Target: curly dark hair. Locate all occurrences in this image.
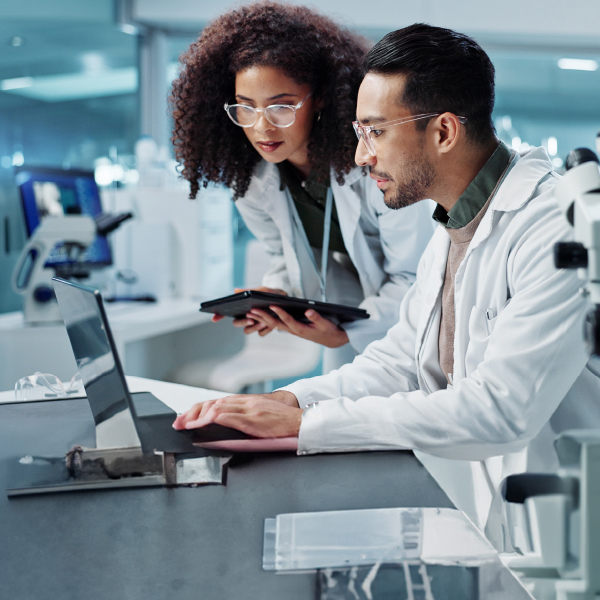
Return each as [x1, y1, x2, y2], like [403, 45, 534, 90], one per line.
[170, 1, 369, 199]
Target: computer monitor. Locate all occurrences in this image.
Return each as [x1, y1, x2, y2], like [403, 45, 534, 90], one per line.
[15, 165, 112, 271]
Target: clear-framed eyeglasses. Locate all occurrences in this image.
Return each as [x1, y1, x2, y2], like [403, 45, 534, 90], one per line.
[14, 371, 84, 402]
[352, 113, 467, 156]
[224, 93, 311, 128]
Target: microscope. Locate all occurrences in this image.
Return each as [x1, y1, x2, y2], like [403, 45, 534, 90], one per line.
[12, 211, 131, 324]
[503, 147, 600, 600]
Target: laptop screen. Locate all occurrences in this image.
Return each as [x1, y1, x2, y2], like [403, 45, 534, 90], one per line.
[53, 277, 252, 452]
[52, 277, 139, 446]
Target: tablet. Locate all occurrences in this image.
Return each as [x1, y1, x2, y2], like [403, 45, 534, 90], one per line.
[199, 290, 369, 324]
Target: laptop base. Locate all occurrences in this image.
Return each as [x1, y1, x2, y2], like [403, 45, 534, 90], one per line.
[6, 445, 231, 497]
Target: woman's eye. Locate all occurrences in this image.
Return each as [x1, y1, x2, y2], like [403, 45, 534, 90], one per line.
[371, 129, 383, 137]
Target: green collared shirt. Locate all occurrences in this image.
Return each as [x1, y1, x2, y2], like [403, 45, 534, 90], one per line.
[277, 162, 348, 254]
[433, 142, 512, 228]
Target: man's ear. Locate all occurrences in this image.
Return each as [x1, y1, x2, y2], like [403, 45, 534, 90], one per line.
[431, 112, 462, 154]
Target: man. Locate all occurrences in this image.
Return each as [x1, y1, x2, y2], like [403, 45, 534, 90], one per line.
[174, 24, 600, 545]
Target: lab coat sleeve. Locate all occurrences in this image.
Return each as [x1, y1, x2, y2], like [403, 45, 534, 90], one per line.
[283, 250, 425, 407]
[342, 185, 435, 353]
[288, 202, 591, 460]
[235, 185, 293, 294]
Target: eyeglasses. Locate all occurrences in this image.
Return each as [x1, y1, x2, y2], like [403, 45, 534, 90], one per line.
[352, 113, 467, 156]
[14, 371, 83, 402]
[224, 93, 311, 128]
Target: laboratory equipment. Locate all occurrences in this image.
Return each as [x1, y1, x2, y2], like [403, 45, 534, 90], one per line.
[554, 147, 600, 354]
[263, 507, 532, 599]
[12, 165, 132, 324]
[12, 211, 131, 324]
[16, 166, 113, 272]
[12, 215, 96, 324]
[503, 148, 600, 600]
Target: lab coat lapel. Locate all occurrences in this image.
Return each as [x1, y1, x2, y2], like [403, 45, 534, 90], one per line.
[262, 172, 304, 294]
[330, 170, 380, 296]
[415, 227, 448, 391]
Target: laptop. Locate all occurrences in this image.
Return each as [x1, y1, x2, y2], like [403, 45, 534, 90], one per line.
[52, 277, 250, 454]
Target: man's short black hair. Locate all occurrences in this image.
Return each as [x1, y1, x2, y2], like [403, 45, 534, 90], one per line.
[365, 23, 496, 145]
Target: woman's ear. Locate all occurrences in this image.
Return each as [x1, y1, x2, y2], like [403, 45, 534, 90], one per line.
[314, 96, 326, 112]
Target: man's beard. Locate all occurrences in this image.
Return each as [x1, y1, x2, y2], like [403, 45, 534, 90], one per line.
[380, 154, 435, 210]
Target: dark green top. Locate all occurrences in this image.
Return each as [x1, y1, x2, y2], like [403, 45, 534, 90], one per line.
[433, 142, 512, 228]
[277, 162, 348, 255]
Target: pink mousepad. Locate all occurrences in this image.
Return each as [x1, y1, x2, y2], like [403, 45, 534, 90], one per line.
[195, 436, 298, 453]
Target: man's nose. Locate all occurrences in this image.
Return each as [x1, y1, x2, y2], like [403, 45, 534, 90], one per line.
[355, 137, 375, 167]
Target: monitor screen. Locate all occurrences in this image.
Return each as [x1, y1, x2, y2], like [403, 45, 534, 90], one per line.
[15, 166, 112, 269]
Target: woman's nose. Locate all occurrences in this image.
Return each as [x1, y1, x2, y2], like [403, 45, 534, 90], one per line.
[253, 111, 276, 134]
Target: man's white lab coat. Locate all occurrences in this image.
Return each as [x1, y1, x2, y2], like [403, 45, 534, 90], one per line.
[236, 161, 434, 355]
[284, 147, 600, 539]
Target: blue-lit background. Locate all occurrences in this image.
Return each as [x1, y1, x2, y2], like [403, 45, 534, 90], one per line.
[1, 0, 599, 313]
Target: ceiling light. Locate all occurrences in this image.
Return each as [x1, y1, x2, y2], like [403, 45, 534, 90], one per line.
[81, 52, 107, 73]
[9, 35, 25, 47]
[557, 58, 598, 71]
[1, 77, 33, 91]
[0, 69, 136, 101]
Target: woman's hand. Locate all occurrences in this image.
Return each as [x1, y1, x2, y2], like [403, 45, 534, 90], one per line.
[247, 305, 349, 347]
[211, 287, 287, 337]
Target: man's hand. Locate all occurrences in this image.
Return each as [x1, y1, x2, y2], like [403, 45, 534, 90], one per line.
[172, 390, 301, 438]
[247, 305, 349, 348]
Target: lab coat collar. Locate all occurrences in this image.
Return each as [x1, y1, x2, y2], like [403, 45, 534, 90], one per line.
[488, 146, 554, 214]
[250, 161, 281, 210]
[337, 166, 365, 187]
[457, 147, 554, 258]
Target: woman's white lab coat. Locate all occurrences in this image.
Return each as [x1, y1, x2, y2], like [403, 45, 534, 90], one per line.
[236, 161, 434, 355]
[285, 147, 600, 541]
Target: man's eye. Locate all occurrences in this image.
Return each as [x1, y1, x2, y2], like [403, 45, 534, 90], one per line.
[371, 129, 384, 137]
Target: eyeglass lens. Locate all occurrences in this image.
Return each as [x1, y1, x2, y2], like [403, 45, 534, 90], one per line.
[353, 124, 374, 154]
[228, 105, 296, 127]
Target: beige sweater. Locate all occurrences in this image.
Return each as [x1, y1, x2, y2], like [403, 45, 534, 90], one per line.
[438, 196, 493, 382]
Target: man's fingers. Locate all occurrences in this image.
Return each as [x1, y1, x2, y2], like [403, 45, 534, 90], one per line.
[183, 398, 247, 429]
[173, 400, 212, 429]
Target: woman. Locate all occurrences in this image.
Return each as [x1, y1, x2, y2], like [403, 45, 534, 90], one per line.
[171, 2, 433, 370]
